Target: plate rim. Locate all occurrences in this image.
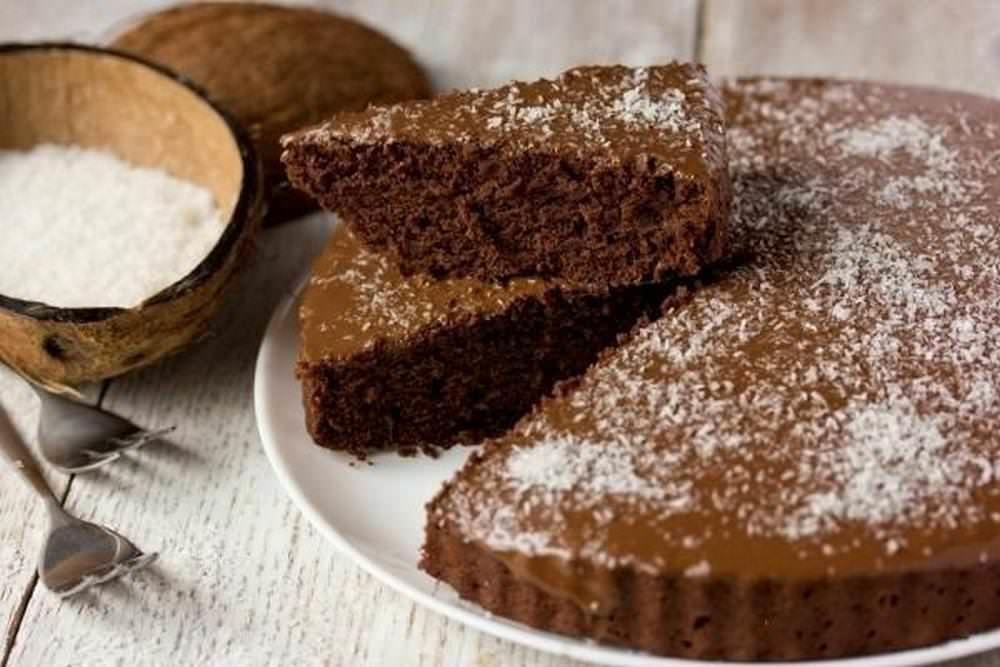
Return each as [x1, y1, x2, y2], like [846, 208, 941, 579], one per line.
[253, 283, 1000, 667]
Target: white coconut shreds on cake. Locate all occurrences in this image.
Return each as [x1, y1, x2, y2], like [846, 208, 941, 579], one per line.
[433, 79, 1000, 574]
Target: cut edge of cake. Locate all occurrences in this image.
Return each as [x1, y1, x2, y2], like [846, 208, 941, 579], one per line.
[282, 63, 731, 286]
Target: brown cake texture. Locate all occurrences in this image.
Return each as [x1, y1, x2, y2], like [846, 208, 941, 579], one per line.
[297, 224, 673, 459]
[422, 78, 1000, 660]
[282, 64, 730, 286]
[112, 2, 431, 223]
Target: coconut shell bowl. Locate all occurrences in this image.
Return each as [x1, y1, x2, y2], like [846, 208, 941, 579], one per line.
[0, 43, 263, 390]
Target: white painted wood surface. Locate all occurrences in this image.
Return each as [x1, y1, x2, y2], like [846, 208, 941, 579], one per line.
[701, 0, 1000, 98]
[0, 368, 60, 661]
[1, 1, 999, 666]
[0, 370, 97, 664]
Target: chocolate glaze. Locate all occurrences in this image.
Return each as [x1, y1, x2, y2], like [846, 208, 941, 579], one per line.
[293, 63, 724, 179]
[300, 223, 546, 364]
[423, 78, 1000, 659]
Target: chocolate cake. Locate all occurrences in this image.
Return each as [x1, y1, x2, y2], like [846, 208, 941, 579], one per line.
[298, 224, 671, 459]
[422, 78, 1000, 660]
[282, 64, 730, 286]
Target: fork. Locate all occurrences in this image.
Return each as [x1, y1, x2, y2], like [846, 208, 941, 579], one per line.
[0, 400, 157, 597]
[33, 386, 174, 474]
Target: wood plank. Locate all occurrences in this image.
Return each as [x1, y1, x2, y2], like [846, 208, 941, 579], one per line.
[0, 0, 154, 658]
[1, 1, 698, 665]
[317, 0, 699, 89]
[0, 368, 96, 663]
[4, 214, 328, 665]
[0, 367, 52, 662]
[0, 0, 699, 88]
[701, 0, 1000, 97]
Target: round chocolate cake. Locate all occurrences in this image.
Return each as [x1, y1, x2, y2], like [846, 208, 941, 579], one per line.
[422, 78, 1000, 660]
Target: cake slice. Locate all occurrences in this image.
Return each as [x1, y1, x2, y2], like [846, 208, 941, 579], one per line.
[297, 223, 673, 459]
[283, 64, 730, 286]
[422, 79, 1000, 660]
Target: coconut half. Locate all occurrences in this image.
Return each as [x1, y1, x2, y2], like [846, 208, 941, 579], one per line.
[110, 2, 432, 224]
[0, 43, 264, 389]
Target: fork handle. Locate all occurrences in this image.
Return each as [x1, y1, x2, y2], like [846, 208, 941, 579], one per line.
[0, 400, 55, 500]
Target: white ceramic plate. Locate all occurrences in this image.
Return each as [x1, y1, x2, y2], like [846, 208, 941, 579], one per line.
[254, 285, 1000, 667]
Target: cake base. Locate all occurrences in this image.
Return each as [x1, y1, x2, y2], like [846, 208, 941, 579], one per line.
[423, 521, 1000, 660]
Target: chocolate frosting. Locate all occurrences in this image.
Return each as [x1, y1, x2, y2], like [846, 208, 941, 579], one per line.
[288, 63, 726, 183]
[300, 223, 547, 362]
[430, 78, 1000, 613]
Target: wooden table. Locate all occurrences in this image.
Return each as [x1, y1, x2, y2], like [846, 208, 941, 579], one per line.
[2, 2, 999, 665]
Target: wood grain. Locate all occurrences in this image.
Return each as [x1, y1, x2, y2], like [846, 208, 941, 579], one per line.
[0, 367, 51, 663]
[0, 369, 96, 665]
[315, 0, 699, 90]
[701, 0, 1000, 98]
[0, 0, 699, 89]
[0, 0, 169, 43]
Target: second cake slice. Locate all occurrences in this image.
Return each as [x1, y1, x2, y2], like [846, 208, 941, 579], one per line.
[283, 64, 730, 286]
[298, 223, 675, 458]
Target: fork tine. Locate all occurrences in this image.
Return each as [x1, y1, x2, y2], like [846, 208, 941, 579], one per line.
[144, 426, 175, 441]
[107, 426, 175, 452]
[92, 563, 128, 585]
[122, 552, 158, 572]
[81, 448, 117, 459]
[52, 552, 157, 598]
[87, 552, 156, 585]
[50, 450, 121, 474]
[48, 424, 172, 473]
[54, 572, 103, 598]
[34, 387, 175, 473]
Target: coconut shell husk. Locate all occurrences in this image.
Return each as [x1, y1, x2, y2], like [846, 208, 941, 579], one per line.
[111, 2, 433, 225]
[0, 43, 264, 388]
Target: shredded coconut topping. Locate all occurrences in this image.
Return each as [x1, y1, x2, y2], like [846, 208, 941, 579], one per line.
[831, 115, 979, 209]
[296, 64, 727, 175]
[504, 436, 680, 505]
[302, 229, 544, 357]
[785, 398, 985, 540]
[487, 68, 700, 141]
[439, 79, 1000, 574]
